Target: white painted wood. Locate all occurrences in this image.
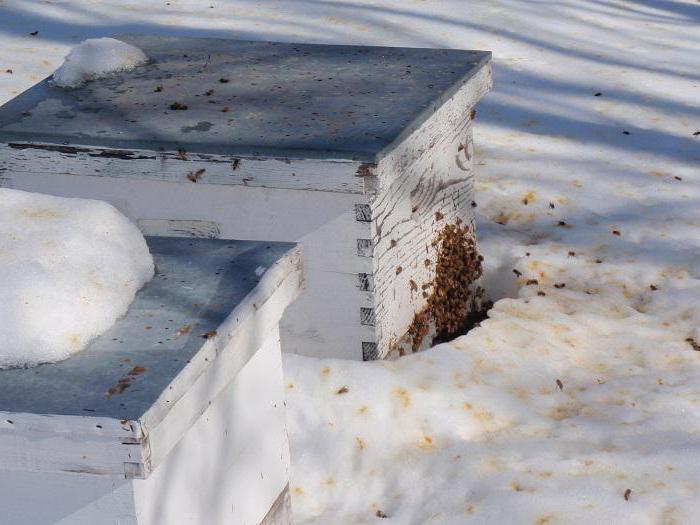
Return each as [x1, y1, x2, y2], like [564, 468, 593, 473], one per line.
[0, 172, 375, 360]
[0, 327, 290, 525]
[0, 246, 301, 479]
[0, 414, 145, 477]
[1, 143, 365, 194]
[370, 64, 493, 358]
[139, 255, 302, 474]
[0, 469, 138, 525]
[137, 219, 221, 238]
[134, 325, 290, 525]
[0, 253, 297, 524]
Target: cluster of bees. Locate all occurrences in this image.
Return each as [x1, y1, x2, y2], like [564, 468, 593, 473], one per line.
[393, 219, 491, 355]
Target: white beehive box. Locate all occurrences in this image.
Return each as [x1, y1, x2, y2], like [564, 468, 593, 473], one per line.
[0, 35, 492, 360]
[0, 237, 302, 524]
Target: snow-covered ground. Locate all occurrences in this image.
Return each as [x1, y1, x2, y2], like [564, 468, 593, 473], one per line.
[0, 189, 153, 368]
[1, 0, 699, 522]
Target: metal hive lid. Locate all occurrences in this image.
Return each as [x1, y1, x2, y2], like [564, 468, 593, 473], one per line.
[0, 236, 297, 422]
[0, 35, 491, 161]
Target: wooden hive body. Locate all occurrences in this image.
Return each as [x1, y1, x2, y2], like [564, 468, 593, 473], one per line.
[0, 238, 302, 524]
[0, 35, 492, 360]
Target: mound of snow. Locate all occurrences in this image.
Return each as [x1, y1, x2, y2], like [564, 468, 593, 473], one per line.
[0, 189, 154, 369]
[52, 38, 148, 88]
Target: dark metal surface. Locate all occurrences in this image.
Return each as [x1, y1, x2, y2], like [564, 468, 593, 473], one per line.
[0, 35, 490, 161]
[0, 237, 296, 420]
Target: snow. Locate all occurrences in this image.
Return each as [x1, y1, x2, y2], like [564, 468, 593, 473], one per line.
[0, 189, 154, 369]
[1, 0, 699, 522]
[52, 38, 148, 88]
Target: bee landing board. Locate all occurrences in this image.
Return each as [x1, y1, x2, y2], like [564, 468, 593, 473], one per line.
[0, 238, 302, 525]
[0, 35, 492, 360]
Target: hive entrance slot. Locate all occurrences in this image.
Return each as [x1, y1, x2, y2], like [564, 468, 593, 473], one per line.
[394, 220, 492, 356]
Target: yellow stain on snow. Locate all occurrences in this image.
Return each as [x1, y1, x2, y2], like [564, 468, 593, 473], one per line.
[522, 191, 537, 205]
[418, 434, 437, 450]
[548, 404, 581, 421]
[393, 387, 411, 408]
[355, 437, 365, 450]
[67, 334, 80, 348]
[320, 366, 330, 379]
[20, 207, 61, 219]
[356, 405, 369, 415]
[510, 481, 536, 493]
[474, 408, 495, 425]
[535, 513, 556, 525]
[513, 387, 530, 401]
[292, 486, 304, 496]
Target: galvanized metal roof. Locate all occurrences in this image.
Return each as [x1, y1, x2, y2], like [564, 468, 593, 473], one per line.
[0, 35, 490, 161]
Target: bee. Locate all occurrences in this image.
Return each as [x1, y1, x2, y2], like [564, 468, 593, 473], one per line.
[187, 168, 205, 183]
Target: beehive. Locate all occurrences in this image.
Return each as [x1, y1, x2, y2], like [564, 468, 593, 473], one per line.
[0, 237, 302, 524]
[0, 35, 492, 360]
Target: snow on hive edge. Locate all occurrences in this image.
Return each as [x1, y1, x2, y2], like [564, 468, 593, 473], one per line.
[0, 188, 154, 369]
[52, 37, 148, 88]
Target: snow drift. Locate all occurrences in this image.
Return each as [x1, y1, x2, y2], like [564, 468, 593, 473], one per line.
[0, 189, 154, 368]
[52, 37, 148, 88]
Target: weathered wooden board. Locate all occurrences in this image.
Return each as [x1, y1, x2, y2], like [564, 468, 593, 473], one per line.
[0, 328, 291, 525]
[1, 143, 366, 193]
[371, 63, 493, 358]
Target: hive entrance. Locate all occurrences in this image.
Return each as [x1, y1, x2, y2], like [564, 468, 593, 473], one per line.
[396, 220, 492, 356]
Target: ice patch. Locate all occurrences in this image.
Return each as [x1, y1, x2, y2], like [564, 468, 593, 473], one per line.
[0, 189, 154, 368]
[52, 38, 148, 88]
